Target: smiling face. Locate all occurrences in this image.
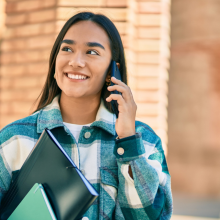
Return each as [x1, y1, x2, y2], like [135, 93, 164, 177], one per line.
[55, 20, 112, 100]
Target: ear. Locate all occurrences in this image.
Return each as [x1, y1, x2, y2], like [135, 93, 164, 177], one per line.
[105, 62, 120, 82]
[105, 70, 111, 82]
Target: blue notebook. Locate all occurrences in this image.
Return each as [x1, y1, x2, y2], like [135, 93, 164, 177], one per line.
[8, 183, 56, 220]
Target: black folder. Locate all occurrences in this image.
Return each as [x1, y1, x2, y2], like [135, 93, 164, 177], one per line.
[0, 128, 99, 220]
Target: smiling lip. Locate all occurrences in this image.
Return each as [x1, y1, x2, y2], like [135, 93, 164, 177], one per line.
[65, 72, 89, 80]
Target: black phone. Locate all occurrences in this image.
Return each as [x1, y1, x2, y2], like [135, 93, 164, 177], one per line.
[110, 60, 122, 118]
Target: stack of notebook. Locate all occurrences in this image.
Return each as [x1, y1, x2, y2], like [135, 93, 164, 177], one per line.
[8, 183, 56, 220]
[0, 128, 98, 220]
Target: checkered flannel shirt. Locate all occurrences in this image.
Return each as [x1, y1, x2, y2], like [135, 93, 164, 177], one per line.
[0, 96, 173, 219]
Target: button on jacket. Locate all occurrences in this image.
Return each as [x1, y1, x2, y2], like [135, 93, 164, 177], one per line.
[0, 96, 173, 219]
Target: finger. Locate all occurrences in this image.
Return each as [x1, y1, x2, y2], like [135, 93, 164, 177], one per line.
[107, 85, 132, 101]
[111, 76, 127, 88]
[111, 77, 134, 98]
[106, 94, 126, 106]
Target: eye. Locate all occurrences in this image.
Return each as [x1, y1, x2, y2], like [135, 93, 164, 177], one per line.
[87, 50, 99, 55]
[62, 47, 72, 52]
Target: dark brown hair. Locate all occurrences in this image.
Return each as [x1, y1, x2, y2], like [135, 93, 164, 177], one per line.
[34, 12, 127, 113]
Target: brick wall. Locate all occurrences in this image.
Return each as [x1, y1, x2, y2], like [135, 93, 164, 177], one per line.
[0, 0, 57, 126]
[0, 0, 171, 153]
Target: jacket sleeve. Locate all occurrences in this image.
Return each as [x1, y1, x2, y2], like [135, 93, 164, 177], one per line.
[0, 145, 12, 206]
[114, 130, 173, 220]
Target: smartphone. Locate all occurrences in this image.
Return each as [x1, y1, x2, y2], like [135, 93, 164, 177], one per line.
[110, 60, 122, 118]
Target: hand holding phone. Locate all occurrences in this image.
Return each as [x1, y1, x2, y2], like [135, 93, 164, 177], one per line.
[106, 61, 137, 138]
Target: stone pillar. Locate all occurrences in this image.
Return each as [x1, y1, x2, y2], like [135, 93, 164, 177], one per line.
[168, 0, 220, 197]
[129, 0, 171, 153]
[0, 0, 6, 126]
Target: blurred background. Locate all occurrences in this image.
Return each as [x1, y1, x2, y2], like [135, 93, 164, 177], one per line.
[0, 0, 220, 219]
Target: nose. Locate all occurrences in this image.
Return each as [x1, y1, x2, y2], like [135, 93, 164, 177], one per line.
[68, 52, 85, 68]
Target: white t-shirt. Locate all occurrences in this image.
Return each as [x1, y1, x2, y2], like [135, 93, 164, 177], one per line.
[63, 122, 92, 143]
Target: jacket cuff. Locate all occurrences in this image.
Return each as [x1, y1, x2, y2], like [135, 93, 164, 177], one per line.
[114, 132, 145, 161]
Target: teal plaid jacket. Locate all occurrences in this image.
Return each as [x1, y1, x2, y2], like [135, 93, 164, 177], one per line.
[0, 96, 173, 219]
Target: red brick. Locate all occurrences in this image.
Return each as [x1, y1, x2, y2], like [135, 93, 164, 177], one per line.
[56, 20, 66, 33]
[138, 2, 161, 14]
[136, 64, 160, 76]
[136, 103, 158, 116]
[137, 52, 160, 64]
[136, 39, 160, 52]
[42, 0, 56, 8]
[137, 27, 160, 39]
[1, 88, 41, 102]
[26, 62, 49, 75]
[106, 0, 127, 7]
[136, 77, 159, 90]
[127, 74, 137, 90]
[124, 49, 136, 63]
[100, 8, 127, 21]
[16, 1, 41, 12]
[1, 101, 34, 114]
[136, 14, 160, 26]
[3, 22, 56, 39]
[1, 35, 56, 51]
[1, 38, 25, 51]
[1, 64, 26, 76]
[28, 9, 56, 23]
[27, 35, 56, 49]
[5, 14, 27, 26]
[133, 90, 159, 103]
[134, 90, 167, 105]
[6, 0, 56, 13]
[1, 75, 46, 89]
[120, 35, 128, 48]
[0, 49, 51, 64]
[114, 22, 127, 35]
[56, 7, 127, 22]
[5, 2, 16, 13]
[0, 62, 49, 76]
[57, 0, 105, 7]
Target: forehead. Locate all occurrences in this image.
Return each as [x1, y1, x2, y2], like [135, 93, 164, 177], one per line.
[63, 20, 110, 47]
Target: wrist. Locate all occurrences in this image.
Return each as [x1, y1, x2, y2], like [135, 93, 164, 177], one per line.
[117, 132, 136, 139]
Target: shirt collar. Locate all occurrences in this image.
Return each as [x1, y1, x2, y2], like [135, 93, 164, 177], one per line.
[37, 96, 116, 135]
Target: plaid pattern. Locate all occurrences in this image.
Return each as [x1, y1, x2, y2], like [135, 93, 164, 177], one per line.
[0, 96, 173, 219]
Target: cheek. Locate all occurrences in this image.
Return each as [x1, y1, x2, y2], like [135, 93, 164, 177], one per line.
[55, 54, 66, 72]
[93, 65, 109, 85]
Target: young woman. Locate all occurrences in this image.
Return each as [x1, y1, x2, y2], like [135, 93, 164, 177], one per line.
[0, 12, 173, 219]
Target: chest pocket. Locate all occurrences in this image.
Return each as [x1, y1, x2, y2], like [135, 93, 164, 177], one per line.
[99, 167, 118, 220]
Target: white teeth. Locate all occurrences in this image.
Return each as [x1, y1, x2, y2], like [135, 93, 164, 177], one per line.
[67, 74, 87, 79]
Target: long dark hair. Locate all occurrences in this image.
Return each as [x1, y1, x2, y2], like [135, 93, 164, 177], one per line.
[34, 12, 127, 113]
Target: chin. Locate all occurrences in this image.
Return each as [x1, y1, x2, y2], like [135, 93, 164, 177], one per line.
[61, 90, 85, 98]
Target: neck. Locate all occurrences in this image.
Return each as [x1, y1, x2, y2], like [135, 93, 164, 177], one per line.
[59, 92, 101, 125]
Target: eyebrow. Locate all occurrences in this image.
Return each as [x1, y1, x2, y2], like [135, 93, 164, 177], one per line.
[60, 39, 105, 50]
[86, 42, 105, 50]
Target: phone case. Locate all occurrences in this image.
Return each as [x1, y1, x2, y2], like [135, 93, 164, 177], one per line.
[110, 61, 122, 118]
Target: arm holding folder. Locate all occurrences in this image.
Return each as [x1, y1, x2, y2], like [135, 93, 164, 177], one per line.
[0, 129, 98, 220]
